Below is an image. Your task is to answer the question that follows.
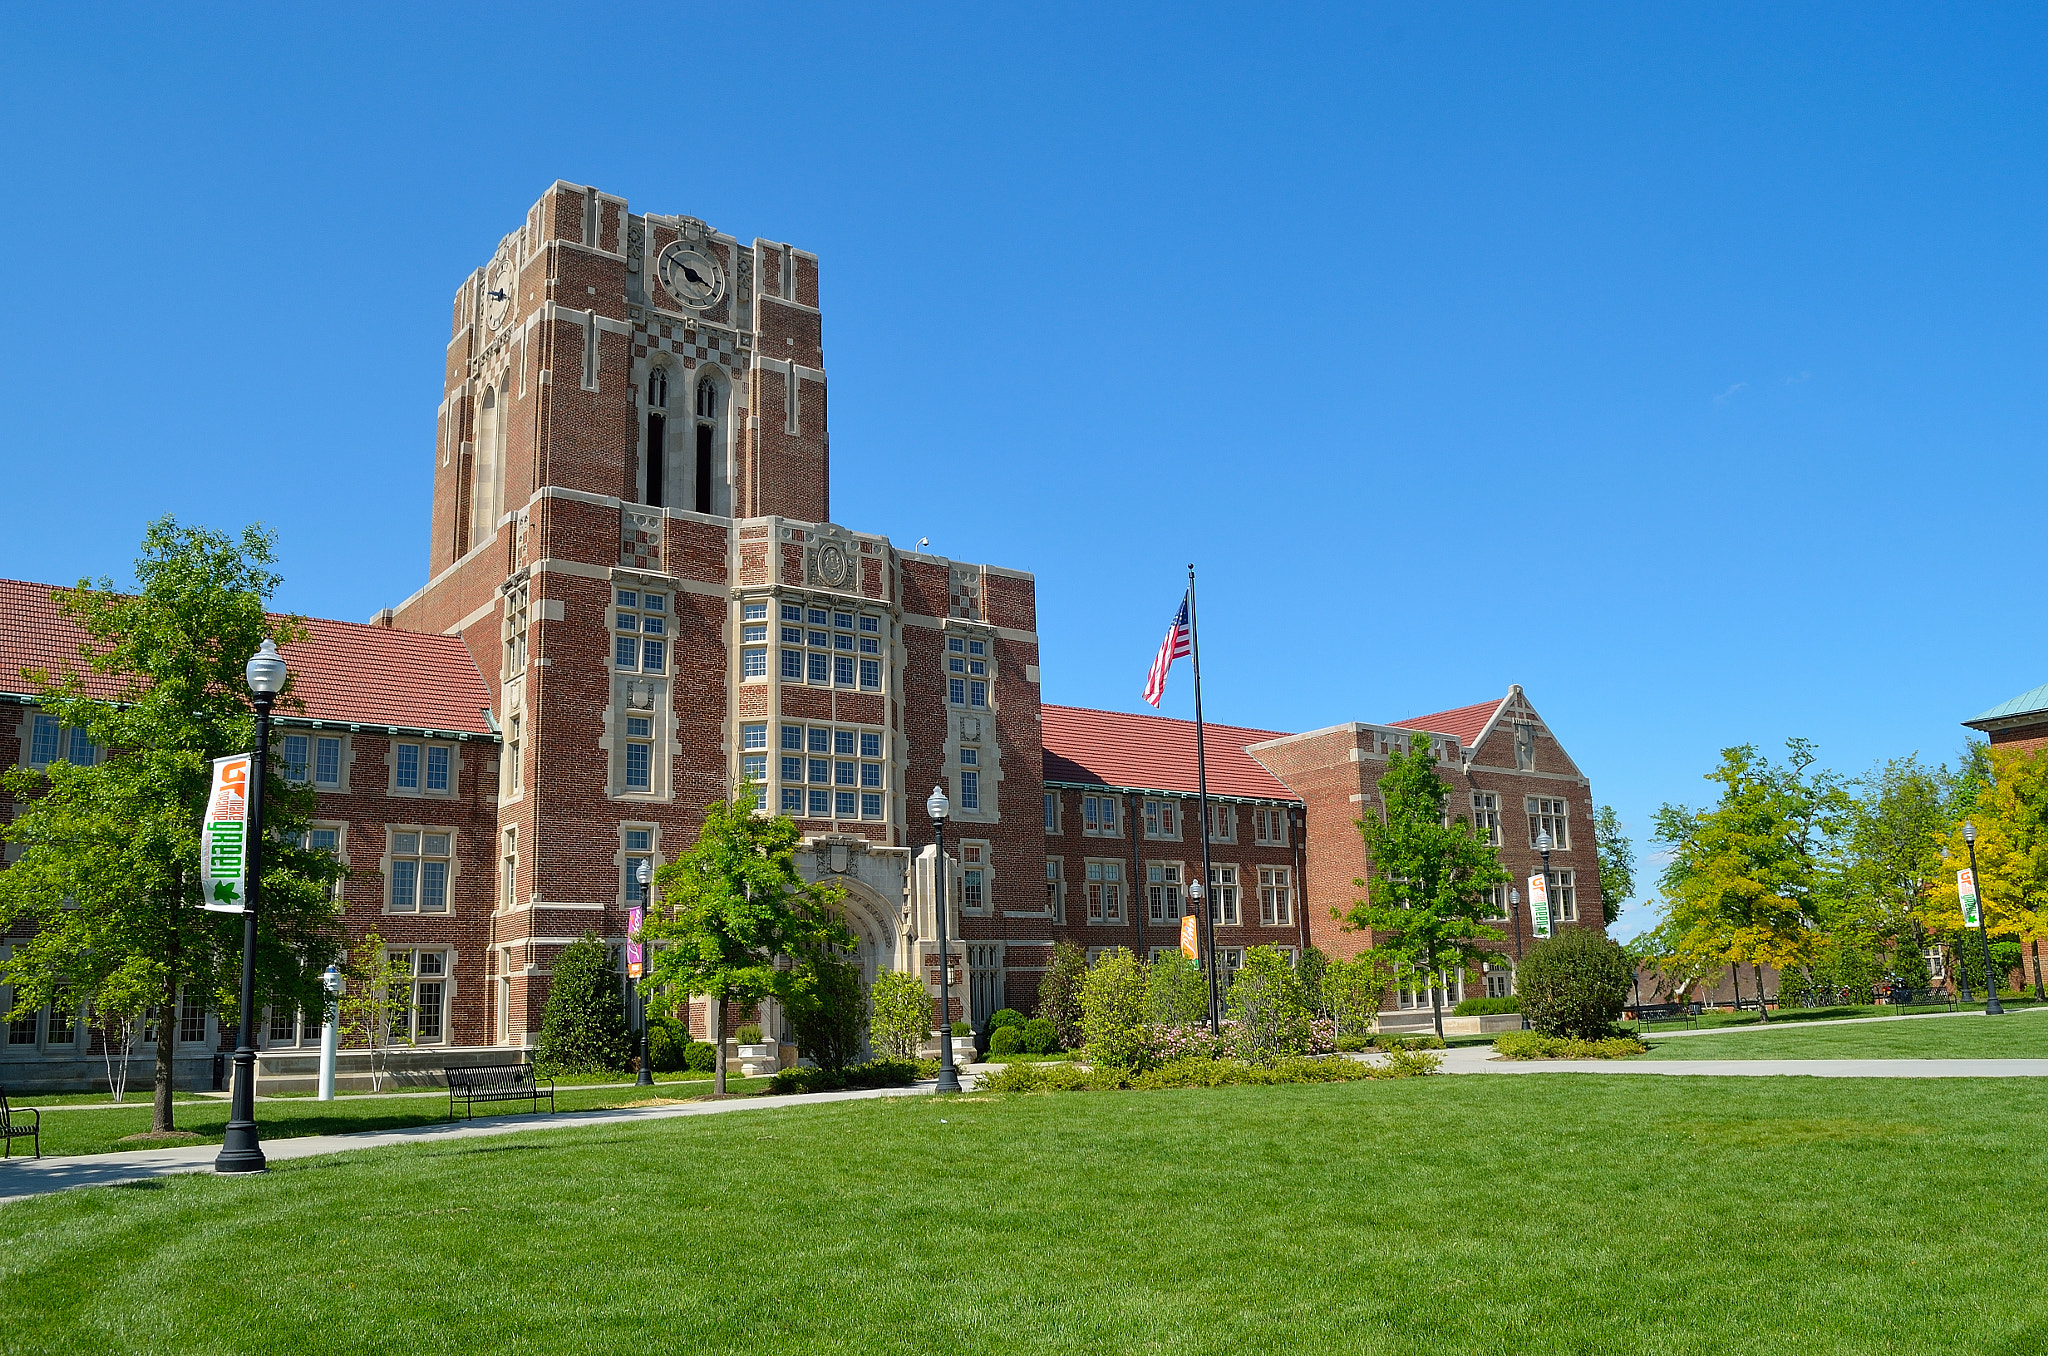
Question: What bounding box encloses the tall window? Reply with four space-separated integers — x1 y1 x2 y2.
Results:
1045 858 1065 919
623 826 654 904
1044 792 1060 833
391 950 449 1044
1085 861 1123 922
304 826 343 901
1208 864 1240 925
1206 803 1235 843
1527 797 1570 849
504 715 522 796
503 582 530 680
945 635 988 707
388 831 452 913
1082 794 1118 836
958 747 980 811
1143 800 1179 840
1484 961 1515 998
1258 866 1292 926
178 993 208 1044
694 377 718 515
501 827 518 911
1553 869 1577 922
961 843 986 912
624 715 653 791
613 589 668 673
471 385 504 547
1471 792 1501 846
1147 862 1183 922
46 988 76 1045
646 367 668 506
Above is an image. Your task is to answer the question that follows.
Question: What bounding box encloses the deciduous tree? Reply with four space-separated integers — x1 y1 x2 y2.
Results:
1593 806 1635 926
0 519 342 1131
1344 736 1510 1039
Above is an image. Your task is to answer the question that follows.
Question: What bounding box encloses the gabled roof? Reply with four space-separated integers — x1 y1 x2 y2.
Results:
1965 682 2048 731
1041 704 1297 801
0 578 495 737
1387 697 1505 749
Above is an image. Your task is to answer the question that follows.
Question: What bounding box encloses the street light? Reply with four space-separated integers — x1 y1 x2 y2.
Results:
1963 822 2005 1016
217 639 286 1174
926 786 962 1093
634 858 654 1085
1188 879 1216 1032
1508 888 1527 1030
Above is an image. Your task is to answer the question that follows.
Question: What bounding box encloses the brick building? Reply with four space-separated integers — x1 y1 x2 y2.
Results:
1 182 1606 1088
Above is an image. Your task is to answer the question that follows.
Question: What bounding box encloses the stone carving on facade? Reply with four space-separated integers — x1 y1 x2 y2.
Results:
948 563 981 621
807 526 858 591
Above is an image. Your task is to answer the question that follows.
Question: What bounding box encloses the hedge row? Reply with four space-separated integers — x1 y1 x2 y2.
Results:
766 1057 927 1095
977 1050 1441 1094
1493 1031 1647 1060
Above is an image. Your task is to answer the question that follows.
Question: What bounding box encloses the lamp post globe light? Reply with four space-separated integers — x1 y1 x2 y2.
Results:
926 786 962 1094
1187 879 1216 1032
217 639 287 1174
635 858 654 1085
1963 822 2005 1016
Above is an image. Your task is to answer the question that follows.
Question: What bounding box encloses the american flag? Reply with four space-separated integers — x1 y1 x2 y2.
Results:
1143 593 1192 708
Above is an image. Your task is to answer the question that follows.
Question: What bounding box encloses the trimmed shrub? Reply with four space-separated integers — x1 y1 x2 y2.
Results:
1324 955 1392 1041
647 1015 687 1072
978 1052 1431 1094
767 1056 925 1096
535 934 630 1077
734 1024 764 1045
1377 1044 1445 1076
1297 945 1332 1019
1494 1030 1646 1060
1226 945 1311 1063
786 951 867 1073
870 969 931 1059
1452 995 1520 1016
1018 1016 1059 1054
1517 929 1633 1039
1037 941 1088 1050
683 1040 717 1072
987 1025 1024 1057
987 1008 1026 1033
1368 1033 1446 1050
1080 948 1153 1073
1334 1034 1371 1052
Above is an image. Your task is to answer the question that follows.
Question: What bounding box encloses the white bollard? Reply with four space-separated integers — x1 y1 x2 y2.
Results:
317 963 344 1101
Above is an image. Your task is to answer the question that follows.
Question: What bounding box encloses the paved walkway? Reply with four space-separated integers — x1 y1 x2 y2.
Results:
1440 1046 2048 1077
0 1081 934 1205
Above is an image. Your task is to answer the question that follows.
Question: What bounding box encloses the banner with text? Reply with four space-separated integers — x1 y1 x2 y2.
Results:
1958 868 1981 928
1528 874 1551 939
1180 914 1200 960
627 905 645 979
201 753 253 913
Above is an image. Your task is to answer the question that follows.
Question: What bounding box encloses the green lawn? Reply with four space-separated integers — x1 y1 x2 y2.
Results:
1639 1010 2048 1060
1630 995 2043 1034
17 1076 774 1157
5 1077 2048 1354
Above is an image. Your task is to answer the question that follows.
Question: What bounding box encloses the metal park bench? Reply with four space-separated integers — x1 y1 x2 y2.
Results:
1628 1003 1700 1029
1 1087 41 1159
444 1064 556 1121
1880 985 1957 1011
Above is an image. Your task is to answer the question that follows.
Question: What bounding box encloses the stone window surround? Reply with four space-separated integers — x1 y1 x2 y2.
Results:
386 737 462 800
957 838 994 915
615 820 664 912
380 823 462 916
279 729 352 792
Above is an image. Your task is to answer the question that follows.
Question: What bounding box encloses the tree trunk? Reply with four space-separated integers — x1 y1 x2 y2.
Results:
153 969 177 1133
711 997 726 1095
1430 977 1445 1040
2032 939 2043 1002
1752 962 1770 1022
1728 963 1742 1015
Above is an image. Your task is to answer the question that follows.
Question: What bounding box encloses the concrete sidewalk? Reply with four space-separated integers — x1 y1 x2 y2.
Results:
0 1081 935 1205
1442 1046 2048 1077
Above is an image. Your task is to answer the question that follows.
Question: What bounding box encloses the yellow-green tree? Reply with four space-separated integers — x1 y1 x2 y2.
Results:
1651 741 1849 1020
1925 745 2048 993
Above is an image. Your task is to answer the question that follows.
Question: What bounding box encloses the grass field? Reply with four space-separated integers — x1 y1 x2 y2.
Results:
1630 995 2043 1034
14 1075 774 1157
4 1076 2046 1354
1637 1009 2048 1061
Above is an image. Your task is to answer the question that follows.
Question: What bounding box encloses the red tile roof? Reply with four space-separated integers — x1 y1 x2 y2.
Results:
1041 704 1297 801
1388 697 1505 748
0 578 494 737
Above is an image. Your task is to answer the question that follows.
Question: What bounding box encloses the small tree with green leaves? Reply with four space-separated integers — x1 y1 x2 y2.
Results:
642 788 852 1093
1296 944 1331 1018
339 930 411 1092
1226 945 1311 1063
88 958 158 1103
1036 939 1088 1050
536 933 630 1077
1147 951 1210 1028
1593 805 1635 926
0 519 343 1132
1345 736 1511 1039
1323 954 1391 1040
786 950 867 1072
1079 948 1152 1073
870 969 931 1060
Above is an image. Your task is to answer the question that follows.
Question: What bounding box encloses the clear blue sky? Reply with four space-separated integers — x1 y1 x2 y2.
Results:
5 5 2044 938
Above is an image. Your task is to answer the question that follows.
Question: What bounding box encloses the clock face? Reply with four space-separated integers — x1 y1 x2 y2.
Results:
656 241 725 309
485 253 513 330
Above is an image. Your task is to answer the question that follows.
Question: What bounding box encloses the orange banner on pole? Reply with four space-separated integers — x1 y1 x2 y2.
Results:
1180 913 1200 959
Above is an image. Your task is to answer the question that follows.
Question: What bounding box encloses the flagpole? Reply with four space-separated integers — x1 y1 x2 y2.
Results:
1188 563 1219 1035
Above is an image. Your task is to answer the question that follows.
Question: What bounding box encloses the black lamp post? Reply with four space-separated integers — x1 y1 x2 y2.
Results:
1508 887 1528 1030
1535 830 1555 938
634 858 654 1085
1963 822 2005 1016
217 639 286 1174
1188 879 1216 1031
927 786 962 1093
